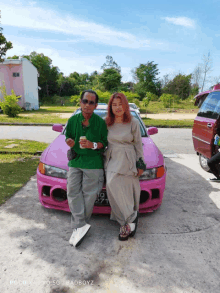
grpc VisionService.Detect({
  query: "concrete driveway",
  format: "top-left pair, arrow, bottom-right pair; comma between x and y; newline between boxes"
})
1,128 -> 220,293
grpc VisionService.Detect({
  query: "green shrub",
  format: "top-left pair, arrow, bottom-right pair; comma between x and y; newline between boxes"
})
41,96 -> 54,105
120,91 -> 140,102
139,108 -> 147,113
160,94 -> 180,108
146,92 -> 159,101
52,95 -> 62,104
132,98 -> 141,107
70,95 -> 80,106
142,97 -> 150,108
0,87 -> 22,117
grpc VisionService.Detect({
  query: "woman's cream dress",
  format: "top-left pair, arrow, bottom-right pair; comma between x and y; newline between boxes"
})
104,117 -> 146,226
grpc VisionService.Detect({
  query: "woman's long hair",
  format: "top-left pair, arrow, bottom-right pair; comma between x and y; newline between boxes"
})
106,92 -> 132,127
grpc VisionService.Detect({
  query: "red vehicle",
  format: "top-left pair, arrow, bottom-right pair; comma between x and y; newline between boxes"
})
192,85 -> 220,171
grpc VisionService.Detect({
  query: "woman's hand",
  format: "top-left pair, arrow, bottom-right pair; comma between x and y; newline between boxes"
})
66,138 -> 75,148
137,168 -> 144,177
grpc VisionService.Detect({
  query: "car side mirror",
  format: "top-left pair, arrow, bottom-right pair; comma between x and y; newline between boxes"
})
52,124 -> 63,132
148,127 -> 158,135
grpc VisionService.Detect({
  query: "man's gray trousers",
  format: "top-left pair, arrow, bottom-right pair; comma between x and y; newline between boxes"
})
67,167 -> 104,229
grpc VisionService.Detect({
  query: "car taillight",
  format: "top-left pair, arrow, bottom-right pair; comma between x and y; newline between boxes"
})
38,162 -> 45,175
156,166 -> 165,178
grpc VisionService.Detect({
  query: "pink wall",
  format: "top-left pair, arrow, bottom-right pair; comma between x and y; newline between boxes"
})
0,64 -> 25,107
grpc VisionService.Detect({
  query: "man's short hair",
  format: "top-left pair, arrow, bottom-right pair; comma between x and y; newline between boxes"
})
80,90 -> 99,104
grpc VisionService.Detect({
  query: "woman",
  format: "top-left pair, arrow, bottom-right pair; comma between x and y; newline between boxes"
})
105,93 -> 146,241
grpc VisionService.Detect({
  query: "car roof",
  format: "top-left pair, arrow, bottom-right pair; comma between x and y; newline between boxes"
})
74,107 -> 136,114
96,105 -> 108,110
194,89 -> 220,106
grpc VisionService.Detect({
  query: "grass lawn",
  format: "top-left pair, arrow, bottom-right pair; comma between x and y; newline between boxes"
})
39,106 -> 78,113
0,100 -> 197,127
0,140 -> 49,205
142,118 -> 194,128
145,100 -> 198,114
0,113 -> 68,124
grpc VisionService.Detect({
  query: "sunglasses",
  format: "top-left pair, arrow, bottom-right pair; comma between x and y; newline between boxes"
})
81,99 -> 96,105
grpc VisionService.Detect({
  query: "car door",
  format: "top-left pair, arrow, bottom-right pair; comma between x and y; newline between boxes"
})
192,91 -> 220,159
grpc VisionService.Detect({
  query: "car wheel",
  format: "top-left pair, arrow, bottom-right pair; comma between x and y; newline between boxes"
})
199,154 -> 210,172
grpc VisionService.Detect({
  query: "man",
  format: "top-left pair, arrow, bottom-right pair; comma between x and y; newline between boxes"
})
207,134 -> 220,182
65,90 -> 108,247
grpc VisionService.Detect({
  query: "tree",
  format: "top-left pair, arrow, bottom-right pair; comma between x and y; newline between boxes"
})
192,65 -> 202,89
101,55 -> 121,73
133,62 -> 160,98
7,55 -> 19,59
119,81 -> 135,92
160,74 -> 170,89
99,68 -> 122,92
89,71 -> 99,84
57,75 -> 79,96
22,52 -> 60,99
201,52 -> 213,92
0,27 -> 13,62
163,74 -> 192,100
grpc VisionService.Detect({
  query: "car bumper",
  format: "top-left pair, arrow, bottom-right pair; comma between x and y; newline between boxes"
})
37,168 -> 166,214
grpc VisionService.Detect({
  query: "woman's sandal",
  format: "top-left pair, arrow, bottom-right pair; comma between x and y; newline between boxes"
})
130,213 -> 139,237
118,213 -> 139,241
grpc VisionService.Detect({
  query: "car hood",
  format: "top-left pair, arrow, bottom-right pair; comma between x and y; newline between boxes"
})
142,137 -> 164,168
41,134 -> 69,170
40,134 -> 164,171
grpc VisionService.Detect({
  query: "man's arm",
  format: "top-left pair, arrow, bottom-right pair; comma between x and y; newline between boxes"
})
65,118 -> 75,147
79,120 -> 107,150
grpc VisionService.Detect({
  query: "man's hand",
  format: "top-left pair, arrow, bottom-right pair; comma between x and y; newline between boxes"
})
80,139 -> 93,149
66,138 -> 75,148
137,168 -> 144,177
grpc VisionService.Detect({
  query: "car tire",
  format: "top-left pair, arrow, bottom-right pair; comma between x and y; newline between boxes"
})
199,154 -> 210,172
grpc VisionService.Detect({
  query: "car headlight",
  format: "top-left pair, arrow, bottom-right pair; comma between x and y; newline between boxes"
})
139,166 -> 165,181
38,162 -> 67,179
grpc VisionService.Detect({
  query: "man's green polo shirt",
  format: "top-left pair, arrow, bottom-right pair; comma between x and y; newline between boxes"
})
65,112 -> 108,169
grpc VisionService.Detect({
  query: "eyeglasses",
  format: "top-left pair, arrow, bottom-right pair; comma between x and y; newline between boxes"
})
81,99 -> 96,105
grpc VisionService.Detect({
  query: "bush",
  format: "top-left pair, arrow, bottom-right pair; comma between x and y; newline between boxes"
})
142,97 -> 151,108
120,91 -> 140,102
0,88 -> 22,117
146,92 -> 159,101
132,98 -> 141,107
95,90 -> 111,103
40,96 -> 54,105
139,108 -> 147,113
160,94 -> 180,108
70,95 -> 80,106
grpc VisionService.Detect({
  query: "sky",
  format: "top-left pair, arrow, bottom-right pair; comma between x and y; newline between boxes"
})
1,0 -> 220,90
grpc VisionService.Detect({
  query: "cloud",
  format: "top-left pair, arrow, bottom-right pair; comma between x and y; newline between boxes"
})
163,17 -> 195,28
1,0 -> 155,49
6,40 -> 133,81
7,41 -> 102,74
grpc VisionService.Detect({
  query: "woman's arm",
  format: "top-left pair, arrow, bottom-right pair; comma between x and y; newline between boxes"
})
131,117 -> 146,172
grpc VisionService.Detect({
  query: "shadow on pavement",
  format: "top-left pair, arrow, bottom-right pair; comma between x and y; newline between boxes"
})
1,157 -> 220,293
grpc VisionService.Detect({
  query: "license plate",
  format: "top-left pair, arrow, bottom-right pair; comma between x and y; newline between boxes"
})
95,190 -> 110,206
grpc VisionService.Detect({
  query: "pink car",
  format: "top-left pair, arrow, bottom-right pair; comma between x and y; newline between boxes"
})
37,108 -> 167,214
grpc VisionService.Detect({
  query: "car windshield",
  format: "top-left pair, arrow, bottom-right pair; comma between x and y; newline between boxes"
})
63,109 -> 147,137
129,104 -> 138,109
197,91 -> 220,119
